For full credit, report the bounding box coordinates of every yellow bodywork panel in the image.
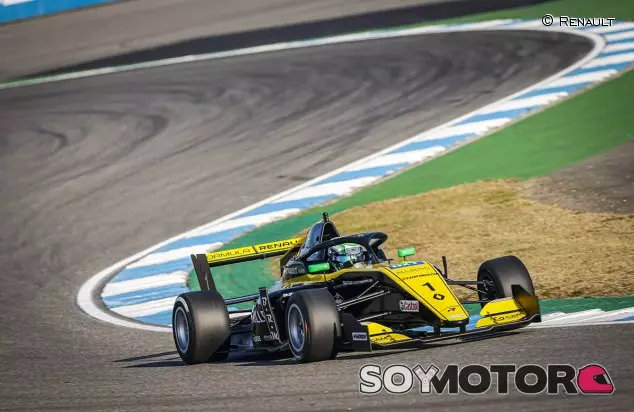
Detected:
[206,237,302,264]
[384,262,469,323]
[363,322,411,345]
[281,261,470,324]
[475,297,527,328]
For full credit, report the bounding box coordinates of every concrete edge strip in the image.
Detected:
[69,20,634,331]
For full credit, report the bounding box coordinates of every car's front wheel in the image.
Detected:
[477,255,536,307]
[285,288,341,363]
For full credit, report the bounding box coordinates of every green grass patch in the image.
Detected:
[539,296,634,313]
[466,296,634,317]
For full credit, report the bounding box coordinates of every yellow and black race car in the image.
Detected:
[172,213,541,364]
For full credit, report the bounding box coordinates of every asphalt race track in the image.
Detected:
[1,9,632,412]
[1,0,550,79]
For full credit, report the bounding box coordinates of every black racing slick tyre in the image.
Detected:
[172,291,231,365]
[477,255,536,307]
[285,288,341,363]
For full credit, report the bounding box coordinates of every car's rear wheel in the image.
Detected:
[172,291,231,365]
[285,288,341,363]
[477,255,535,307]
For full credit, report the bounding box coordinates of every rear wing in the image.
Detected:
[190,237,303,294]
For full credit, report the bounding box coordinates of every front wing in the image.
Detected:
[368,314,539,350]
[350,292,540,351]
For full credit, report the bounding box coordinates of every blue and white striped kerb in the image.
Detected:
[418,307,634,334]
[95,19,634,328]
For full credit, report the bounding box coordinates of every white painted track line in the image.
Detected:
[504,20,542,29]
[584,52,634,68]
[102,271,189,296]
[548,70,617,88]
[188,209,301,237]
[125,243,222,269]
[537,312,566,321]
[603,42,634,53]
[112,296,251,320]
[587,22,634,34]
[275,177,379,202]
[111,297,178,318]
[445,19,517,30]
[478,93,567,114]
[605,30,634,42]
[539,309,603,324]
[347,147,446,171]
[569,308,634,323]
[415,118,512,140]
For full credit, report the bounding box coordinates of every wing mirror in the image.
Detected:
[397,247,416,262]
[307,262,330,273]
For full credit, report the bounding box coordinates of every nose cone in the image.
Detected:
[577,365,614,394]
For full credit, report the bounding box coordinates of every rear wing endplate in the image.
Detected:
[190,237,303,293]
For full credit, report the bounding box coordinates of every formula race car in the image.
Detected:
[172,213,541,364]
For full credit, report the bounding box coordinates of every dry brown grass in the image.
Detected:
[282,179,634,299]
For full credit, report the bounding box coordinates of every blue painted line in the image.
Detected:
[0,0,120,24]
[153,227,254,253]
[518,83,592,99]
[319,164,410,184]
[239,195,337,218]
[500,19,523,26]
[448,19,521,28]
[609,37,634,45]
[598,46,634,59]
[569,62,634,76]
[110,258,192,283]
[606,28,634,37]
[104,284,189,308]
[134,310,173,326]
[134,307,248,326]
[457,107,539,125]
[391,134,476,154]
[580,22,630,30]
[615,315,634,321]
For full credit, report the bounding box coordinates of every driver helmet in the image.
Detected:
[328,243,368,269]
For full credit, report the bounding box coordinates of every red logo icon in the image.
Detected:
[576,364,614,394]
